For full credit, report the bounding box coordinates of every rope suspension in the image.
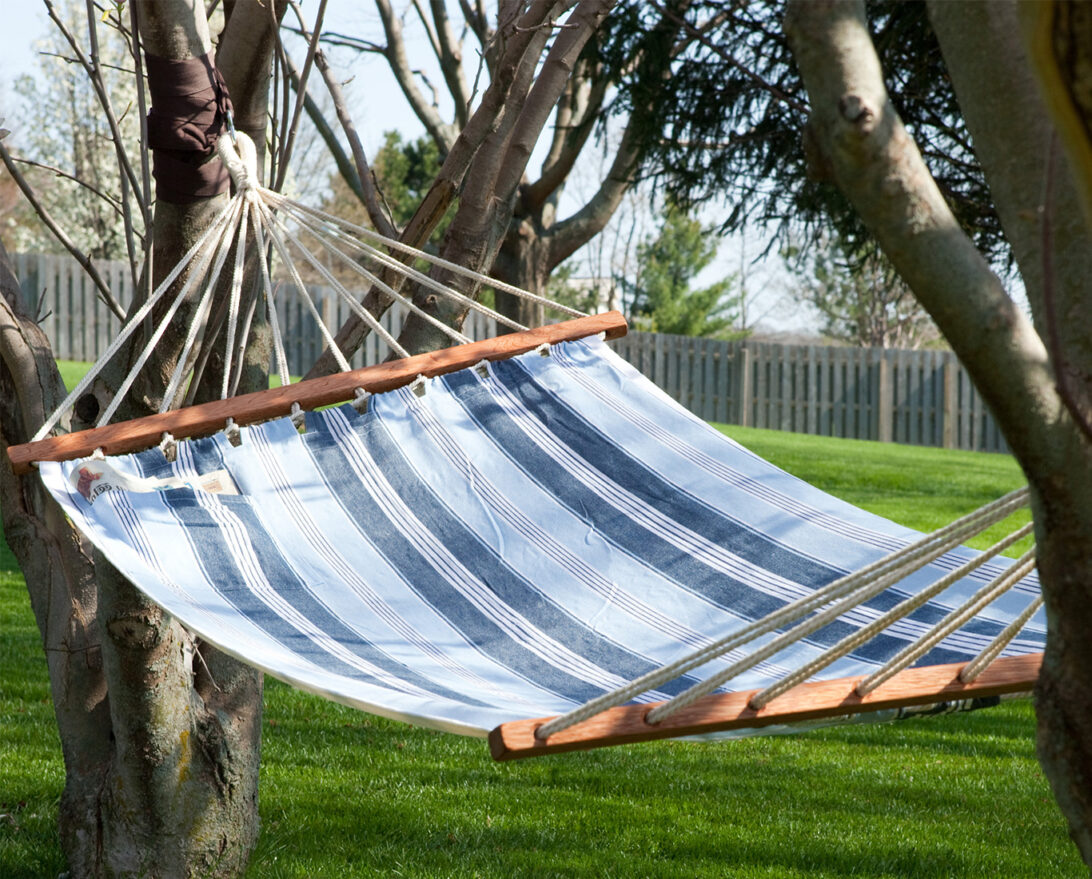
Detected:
[33,130,587,445]
[535,486,1030,742]
[531,487,1035,745]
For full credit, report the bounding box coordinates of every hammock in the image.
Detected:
[7,134,1043,762]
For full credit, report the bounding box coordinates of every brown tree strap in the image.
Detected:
[144,51,234,204]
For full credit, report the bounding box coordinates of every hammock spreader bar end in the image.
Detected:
[7,311,628,474]
[487,652,1042,762]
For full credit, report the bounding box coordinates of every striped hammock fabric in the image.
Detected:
[39,337,1045,738]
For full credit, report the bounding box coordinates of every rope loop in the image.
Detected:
[290,402,306,431]
[217,129,259,191]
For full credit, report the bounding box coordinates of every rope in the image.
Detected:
[221,191,251,399]
[263,191,588,319]
[258,202,411,359]
[159,197,247,414]
[276,203,474,345]
[855,550,1037,696]
[272,196,528,333]
[97,197,245,428]
[748,521,1034,709]
[535,487,1029,739]
[249,196,360,369]
[959,593,1043,683]
[250,201,293,389]
[36,129,587,444]
[31,194,240,442]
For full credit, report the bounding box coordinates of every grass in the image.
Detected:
[0,406,1080,878]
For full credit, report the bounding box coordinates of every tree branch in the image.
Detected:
[45,0,148,224]
[428,0,473,127]
[784,0,1062,469]
[275,0,329,191]
[0,141,125,319]
[289,44,397,238]
[375,0,459,151]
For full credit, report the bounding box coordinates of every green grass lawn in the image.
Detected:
[0,415,1079,878]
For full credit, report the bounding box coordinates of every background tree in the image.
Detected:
[0,1,675,875]
[10,0,141,263]
[302,0,698,339]
[634,0,1007,265]
[624,199,740,337]
[785,235,941,348]
[784,0,1092,865]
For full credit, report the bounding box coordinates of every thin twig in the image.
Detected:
[12,157,126,214]
[86,0,141,287]
[128,0,154,305]
[275,0,329,192]
[0,140,125,319]
[647,0,809,115]
[45,0,148,226]
[289,11,398,239]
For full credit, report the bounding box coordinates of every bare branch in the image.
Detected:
[493,0,614,207]
[648,0,810,115]
[429,0,474,128]
[14,156,129,218]
[46,1,148,225]
[276,0,329,191]
[284,27,397,239]
[86,0,142,287]
[127,0,154,303]
[292,72,365,199]
[412,0,443,60]
[375,0,459,151]
[0,141,125,319]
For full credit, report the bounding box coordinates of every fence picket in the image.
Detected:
[12,252,1011,453]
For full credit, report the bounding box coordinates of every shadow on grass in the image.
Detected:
[246,688,1079,879]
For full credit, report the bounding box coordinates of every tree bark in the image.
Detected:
[0,242,112,879]
[0,1,283,874]
[784,0,1092,865]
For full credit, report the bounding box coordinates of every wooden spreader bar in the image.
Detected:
[488,652,1042,761]
[8,311,628,474]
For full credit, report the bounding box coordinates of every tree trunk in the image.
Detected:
[0,241,112,879]
[784,0,1092,865]
[395,1,614,355]
[493,213,552,329]
[0,1,285,874]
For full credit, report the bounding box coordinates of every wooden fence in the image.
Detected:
[11,252,498,373]
[612,332,1007,452]
[12,252,1007,453]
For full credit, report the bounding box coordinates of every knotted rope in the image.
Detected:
[34,130,588,444]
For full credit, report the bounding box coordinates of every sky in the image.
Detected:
[0,2,427,156]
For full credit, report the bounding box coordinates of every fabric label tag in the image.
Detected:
[70,461,239,504]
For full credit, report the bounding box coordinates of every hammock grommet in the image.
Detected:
[352,388,370,414]
[224,418,242,447]
[290,403,306,432]
[159,432,178,462]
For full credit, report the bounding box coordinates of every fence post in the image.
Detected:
[735,345,752,427]
[877,351,893,443]
[942,357,958,449]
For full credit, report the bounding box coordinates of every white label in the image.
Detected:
[69,461,239,505]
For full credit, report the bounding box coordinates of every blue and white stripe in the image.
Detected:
[38,337,1046,736]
